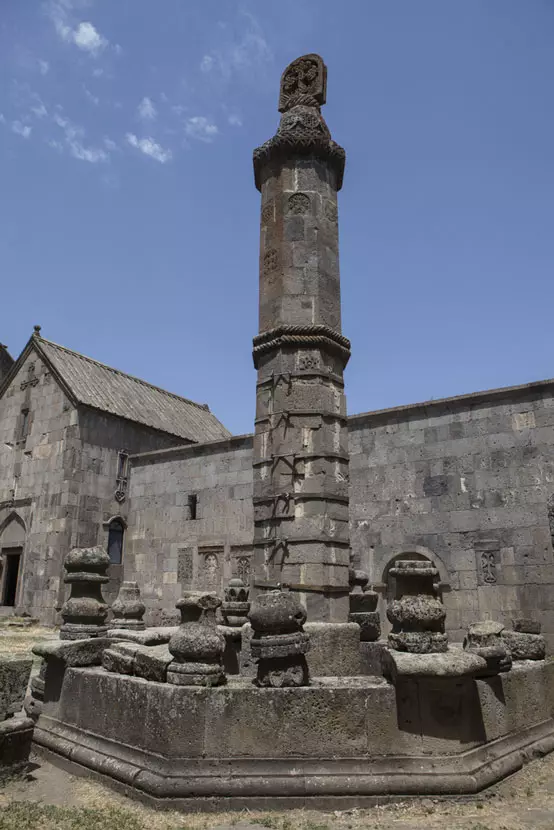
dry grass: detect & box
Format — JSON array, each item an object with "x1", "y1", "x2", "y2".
[{"x1": 0, "y1": 623, "x2": 58, "y2": 669}]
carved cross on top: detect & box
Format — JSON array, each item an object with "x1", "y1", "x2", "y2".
[{"x1": 278, "y1": 53, "x2": 327, "y2": 113}]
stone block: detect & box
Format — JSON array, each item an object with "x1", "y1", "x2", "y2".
[
  {"x1": 134, "y1": 644, "x2": 173, "y2": 682},
  {"x1": 0, "y1": 657, "x2": 32, "y2": 719},
  {"x1": 303, "y1": 622, "x2": 361, "y2": 676},
  {"x1": 0, "y1": 716, "x2": 34, "y2": 776},
  {"x1": 33, "y1": 637, "x2": 115, "y2": 667}
]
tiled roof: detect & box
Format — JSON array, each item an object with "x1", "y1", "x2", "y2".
[{"x1": 35, "y1": 336, "x2": 231, "y2": 443}]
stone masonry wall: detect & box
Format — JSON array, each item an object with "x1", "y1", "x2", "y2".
[
  {"x1": 126, "y1": 436, "x2": 253, "y2": 624},
  {"x1": 349, "y1": 382, "x2": 554, "y2": 649},
  {"x1": 0, "y1": 352, "x2": 73, "y2": 621}
]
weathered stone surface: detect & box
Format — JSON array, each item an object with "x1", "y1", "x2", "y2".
[
  {"x1": 0, "y1": 715, "x2": 34, "y2": 774},
  {"x1": 33, "y1": 637, "x2": 115, "y2": 667},
  {"x1": 464, "y1": 620, "x2": 512, "y2": 675},
  {"x1": 249, "y1": 590, "x2": 310, "y2": 687},
  {"x1": 387, "y1": 560, "x2": 447, "y2": 654},
  {"x1": 0, "y1": 657, "x2": 32, "y2": 719},
  {"x1": 102, "y1": 646, "x2": 135, "y2": 675},
  {"x1": 303, "y1": 622, "x2": 361, "y2": 676},
  {"x1": 382, "y1": 646, "x2": 487, "y2": 680},
  {"x1": 60, "y1": 545, "x2": 110, "y2": 640},
  {"x1": 105, "y1": 627, "x2": 178, "y2": 645},
  {"x1": 502, "y1": 630, "x2": 546, "y2": 661},
  {"x1": 220, "y1": 578, "x2": 250, "y2": 628},
  {"x1": 111, "y1": 581, "x2": 146, "y2": 631},
  {"x1": 513, "y1": 618, "x2": 541, "y2": 635},
  {"x1": 349, "y1": 569, "x2": 381, "y2": 642},
  {"x1": 168, "y1": 592, "x2": 226, "y2": 687},
  {"x1": 134, "y1": 644, "x2": 173, "y2": 683}
]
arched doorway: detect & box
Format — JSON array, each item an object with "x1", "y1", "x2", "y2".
[{"x1": 0, "y1": 513, "x2": 25, "y2": 607}]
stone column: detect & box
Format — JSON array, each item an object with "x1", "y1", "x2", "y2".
[{"x1": 252, "y1": 54, "x2": 350, "y2": 625}]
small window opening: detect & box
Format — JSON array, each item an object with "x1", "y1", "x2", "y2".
[
  {"x1": 188, "y1": 494, "x2": 198, "y2": 520},
  {"x1": 117, "y1": 451, "x2": 129, "y2": 480},
  {"x1": 19, "y1": 409, "x2": 30, "y2": 442},
  {"x1": 107, "y1": 518, "x2": 125, "y2": 565}
]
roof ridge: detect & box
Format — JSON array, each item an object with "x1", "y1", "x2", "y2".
[{"x1": 36, "y1": 336, "x2": 211, "y2": 412}]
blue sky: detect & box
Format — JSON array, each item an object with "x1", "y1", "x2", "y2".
[{"x1": 1, "y1": 1, "x2": 553, "y2": 435}]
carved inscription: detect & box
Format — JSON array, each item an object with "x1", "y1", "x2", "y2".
[{"x1": 237, "y1": 556, "x2": 251, "y2": 583}]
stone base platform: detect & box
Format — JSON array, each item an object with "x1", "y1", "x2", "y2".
[{"x1": 31, "y1": 660, "x2": 554, "y2": 809}]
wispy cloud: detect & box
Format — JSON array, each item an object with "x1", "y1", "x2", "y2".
[
  {"x1": 12, "y1": 121, "x2": 32, "y2": 139},
  {"x1": 38, "y1": 60, "x2": 50, "y2": 75},
  {"x1": 53, "y1": 113, "x2": 108, "y2": 162},
  {"x1": 228, "y1": 113, "x2": 242, "y2": 127},
  {"x1": 199, "y1": 11, "x2": 272, "y2": 82},
  {"x1": 184, "y1": 116, "x2": 218, "y2": 143},
  {"x1": 126, "y1": 133, "x2": 172, "y2": 163},
  {"x1": 137, "y1": 96, "x2": 156, "y2": 121},
  {"x1": 84, "y1": 86, "x2": 99, "y2": 105}
]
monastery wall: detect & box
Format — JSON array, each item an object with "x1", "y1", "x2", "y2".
[
  {"x1": 127, "y1": 381, "x2": 554, "y2": 646},
  {"x1": 126, "y1": 436, "x2": 253, "y2": 624}
]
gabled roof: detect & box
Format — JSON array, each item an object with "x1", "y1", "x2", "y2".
[
  {"x1": 0, "y1": 344, "x2": 14, "y2": 386},
  {"x1": 0, "y1": 332, "x2": 231, "y2": 444}
]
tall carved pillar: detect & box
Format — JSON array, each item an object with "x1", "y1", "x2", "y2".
[{"x1": 252, "y1": 55, "x2": 350, "y2": 624}]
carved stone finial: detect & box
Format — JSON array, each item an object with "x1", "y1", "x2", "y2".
[
  {"x1": 386, "y1": 560, "x2": 447, "y2": 654},
  {"x1": 248, "y1": 590, "x2": 310, "y2": 687},
  {"x1": 33, "y1": 325, "x2": 41, "y2": 335},
  {"x1": 221, "y1": 578, "x2": 250, "y2": 628},
  {"x1": 60, "y1": 546, "x2": 110, "y2": 640},
  {"x1": 111, "y1": 581, "x2": 146, "y2": 631},
  {"x1": 348, "y1": 569, "x2": 380, "y2": 642},
  {"x1": 167, "y1": 592, "x2": 226, "y2": 687},
  {"x1": 278, "y1": 53, "x2": 327, "y2": 113}
]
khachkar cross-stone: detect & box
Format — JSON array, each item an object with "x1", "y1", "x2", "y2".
[{"x1": 252, "y1": 54, "x2": 351, "y2": 624}]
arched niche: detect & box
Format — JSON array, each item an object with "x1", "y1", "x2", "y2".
[{"x1": 379, "y1": 546, "x2": 451, "y2": 595}]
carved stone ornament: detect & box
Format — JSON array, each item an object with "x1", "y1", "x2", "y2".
[
  {"x1": 248, "y1": 589, "x2": 310, "y2": 687},
  {"x1": 167, "y1": 592, "x2": 226, "y2": 687},
  {"x1": 348, "y1": 569, "x2": 381, "y2": 642},
  {"x1": 60, "y1": 546, "x2": 110, "y2": 640},
  {"x1": 386, "y1": 560, "x2": 448, "y2": 654},
  {"x1": 110, "y1": 581, "x2": 146, "y2": 631},
  {"x1": 220, "y1": 577, "x2": 250, "y2": 628},
  {"x1": 287, "y1": 192, "x2": 311, "y2": 215},
  {"x1": 278, "y1": 54, "x2": 327, "y2": 113},
  {"x1": 253, "y1": 54, "x2": 345, "y2": 192}
]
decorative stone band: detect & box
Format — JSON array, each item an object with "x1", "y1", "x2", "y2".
[
  {"x1": 252, "y1": 325, "x2": 351, "y2": 368},
  {"x1": 253, "y1": 133, "x2": 345, "y2": 192},
  {"x1": 254, "y1": 580, "x2": 349, "y2": 595}
]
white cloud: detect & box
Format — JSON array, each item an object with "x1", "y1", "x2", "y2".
[
  {"x1": 200, "y1": 55, "x2": 214, "y2": 73},
  {"x1": 31, "y1": 102, "x2": 48, "y2": 118},
  {"x1": 0, "y1": 114, "x2": 5, "y2": 123},
  {"x1": 103, "y1": 137, "x2": 117, "y2": 151},
  {"x1": 184, "y1": 116, "x2": 218, "y2": 143},
  {"x1": 137, "y1": 96, "x2": 156, "y2": 121},
  {"x1": 53, "y1": 113, "x2": 108, "y2": 163},
  {"x1": 126, "y1": 133, "x2": 172, "y2": 163},
  {"x1": 92, "y1": 68, "x2": 104, "y2": 78},
  {"x1": 39, "y1": 60, "x2": 50, "y2": 75},
  {"x1": 51, "y1": 2, "x2": 108, "y2": 57},
  {"x1": 228, "y1": 113, "x2": 242, "y2": 127},
  {"x1": 12, "y1": 121, "x2": 32, "y2": 139}
]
